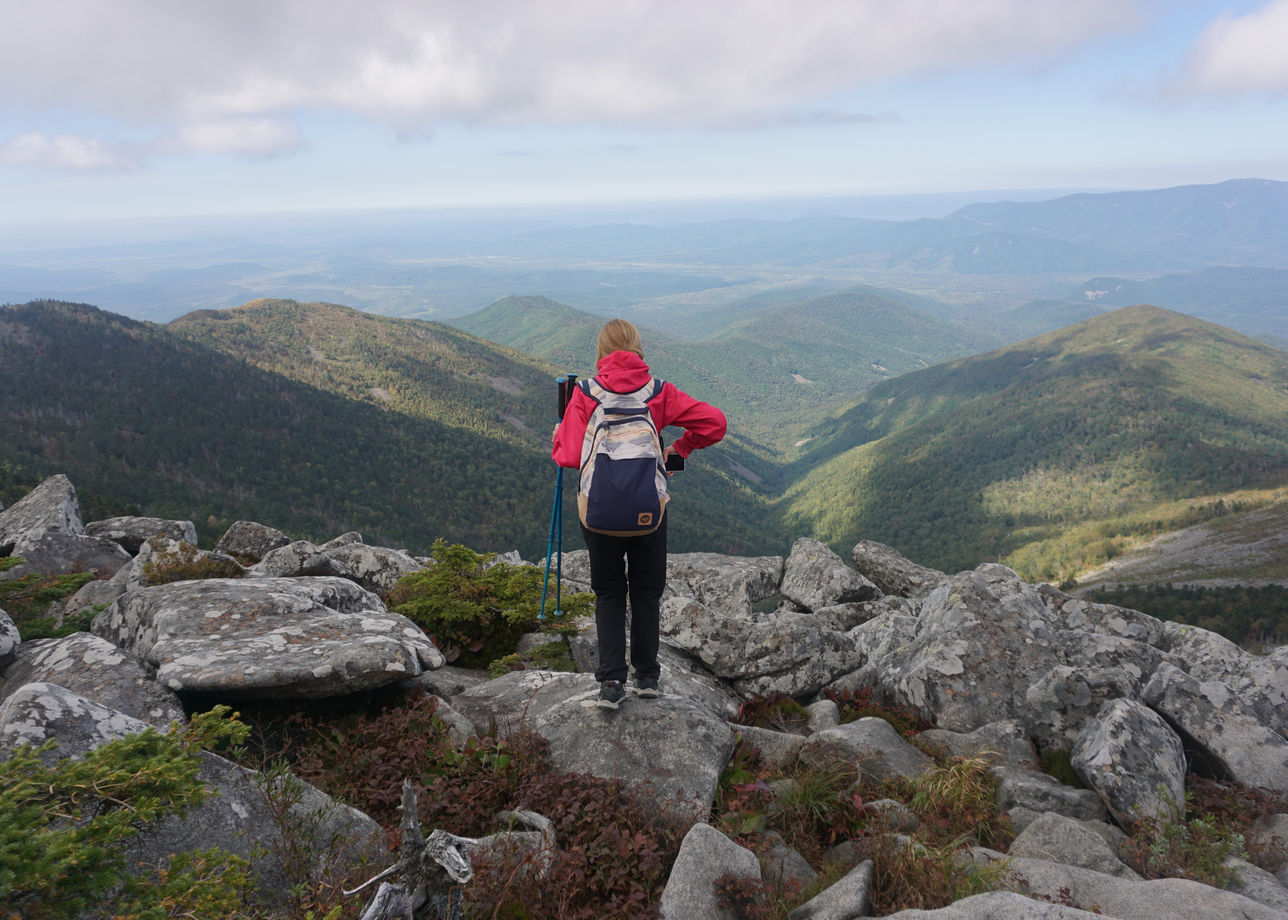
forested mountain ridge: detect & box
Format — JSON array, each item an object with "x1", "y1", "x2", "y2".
[
  {"x1": 0, "y1": 300, "x2": 777, "y2": 558},
  {"x1": 451, "y1": 287, "x2": 997, "y2": 451},
  {"x1": 778, "y1": 305, "x2": 1288, "y2": 580}
]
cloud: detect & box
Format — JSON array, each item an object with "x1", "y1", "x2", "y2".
[
  {"x1": 152, "y1": 118, "x2": 305, "y2": 157},
  {"x1": 2, "y1": 0, "x2": 1138, "y2": 139},
  {"x1": 1178, "y1": 0, "x2": 1288, "y2": 95},
  {"x1": 0, "y1": 132, "x2": 142, "y2": 171}
]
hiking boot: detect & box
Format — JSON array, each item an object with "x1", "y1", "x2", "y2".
[
  {"x1": 597, "y1": 680, "x2": 626, "y2": 710},
  {"x1": 636, "y1": 677, "x2": 660, "y2": 699}
]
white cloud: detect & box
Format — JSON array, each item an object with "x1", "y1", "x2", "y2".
[
  {"x1": 1179, "y1": 0, "x2": 1288, "y2": 95},
  {"x1": 153, "y1": 118, "x2": 305, "y2": 157},
  {"x1": 0, "y1": 132, "x2": 141, "y2": 171},
  {"x1": 2, "y1": 0, "x2": 1137, "y2": 136}
]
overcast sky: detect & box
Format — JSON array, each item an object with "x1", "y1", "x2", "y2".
[{"x1": 3, "y1": 0, "x2": 1287, "y2": 226}]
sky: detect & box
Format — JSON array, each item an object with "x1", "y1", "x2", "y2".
[{"x1": 2, "y1": 0, "x2": 1288, "y2": 228}]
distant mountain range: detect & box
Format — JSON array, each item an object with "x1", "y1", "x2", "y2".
[
  {"x1": 450, "y1": 288, "x2": 998, "y2": 450},
  {"x1": 5, "y1": 295, "x2": 1288, "y2": 585},
  {"x1": 776, "y1": 305, "x2": 1288, "y2": 578},
  {"x1": 5, "y1": 180, "x2": 1286, "y2": 341}
]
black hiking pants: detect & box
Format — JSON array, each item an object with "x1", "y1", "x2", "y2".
[{"x1": 581, "y1": 512, "x2": 667, "y2": 685}]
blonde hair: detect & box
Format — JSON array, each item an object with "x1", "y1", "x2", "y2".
[{"x1": 596, "y1": 318, "x2": 644, "y2": 361}]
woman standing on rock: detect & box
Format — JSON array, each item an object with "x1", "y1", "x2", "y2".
[{"x1": 552, "y1": 319, "x2": 726, "y2": 709}]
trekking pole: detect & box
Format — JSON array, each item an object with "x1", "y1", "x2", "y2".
[{"x1": 540, "y1": 374, "x2": 577, "y2": 620}]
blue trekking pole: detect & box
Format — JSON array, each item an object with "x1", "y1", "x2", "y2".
[{"x1": 541, "y1": 374, "x2": 577, "y2": 620}]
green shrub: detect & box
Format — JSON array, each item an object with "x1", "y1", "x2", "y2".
[
  {"x1": 384, "y1": 540, "x2": 592, "y2": 668},
  {"x1": 0, "y1": 706, "x2": 254, "y2": 919},
  {"x1": 0, "y1": 564, "x2": 96, "y2": 640},
  {"x1": 142, "y1": 537, "x2": 243, "y2": 584}
]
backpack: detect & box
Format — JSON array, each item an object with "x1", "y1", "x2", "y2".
[{"x1": 576, "y1": 377, "x2": 668, "y2": 536}]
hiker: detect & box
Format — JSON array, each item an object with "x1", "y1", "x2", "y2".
[{"x1": 552, "y1": 318, "x2": 726, "y2": 709}]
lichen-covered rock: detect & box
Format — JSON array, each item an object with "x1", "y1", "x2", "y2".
[
  {"x1": 2, "y1": 531, "x2": 131, "y2": 580},
  {"x1": 0, "y1": 632, "x2": 185, "y2": 729},
  {"x1": 780, "y1": 537, "x2": 879, "y2": 612},
  {"x1": 761, "y1": 830, "x2": 818, "y2": 892},
  {"x1": 918, "y1": 720, "x2": 1037, "y2": 769},
  {"x1": 665, "y1": 552, "x2": 785, "y2": 613},
  {"x1": 249, "y1": 540, "x2": 350, "y2": 579},
  {"x1": 798, "y1": 717, "x2": 934, "y2": 783},
  {"x1": 828, "y1": 612, "x2": 920, "y2": 693},
  {"x1": 1222, "y1": 857, "x2": 1288, "y2": 912},
  {"x1": 1142, "y1": 662, "x2": 1288, "y2": 795},
  {"x1": 992, "y1": 766, "x2": 1108, "y2": 823},
  {"x1": 0, "y1": 681, "x2": 151, "y2": 761},
  {"x1": 659, "y1": 823, "x2": 760, "y2": 920},
  {"x1": 318, "y1": 541, "x2": 425, "y2": 594},
  {"x1": 660, "y1": 597, "x2": 859, "y2": 698},
  {"x1": 0, "y1": 607, "x2": 18, "y2": 670},
  {"x1": 813, "y1": 595, "x2": 913, "y2": 632},
  {"x1": 881, "y1": 565, "x2": 1061, "y2": 731},
  {"x1": 1071, "y1": 698, "x2": 1185, "y2": 828},
  {"x1": 1024, "y1": 664, "x2": 1142, "y2": 751},
  {"x1": 85, "y1": 516, "x2": 198, "y2": 554},
  {"x1": 1038, "y1": 586, "x2": 1166, "y2": 646},
  {"x1": 92, "y1": 576, "x2": 444, "y2": 699},
  {"x1": 850, "y1": 540, "x2": 946, "y2": 600},
  {"x1": 0, "y1": 474, "x2": 83, "y2": 551},
  {"x1": 1160, "y1": 621, "x2": 1288, "y2": 738},
  {"x1": 214, "y1": 520, "x2": 292, "y2": 562},
  {"x1": 1008, "y1": 811, "x2": 1140, "y2": 879}
]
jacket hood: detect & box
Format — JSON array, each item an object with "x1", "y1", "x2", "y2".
[{"x1": 594, "y1": 350, "x2": 653, "y2": 391}]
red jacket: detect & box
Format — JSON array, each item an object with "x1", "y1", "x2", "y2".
[{"x1": 552, "y1": 351, "x2": 727, "y2": 469}]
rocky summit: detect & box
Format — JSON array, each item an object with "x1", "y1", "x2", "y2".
[{"x1": 3, "y1": 474, "x2": 1288, "y2": 918}]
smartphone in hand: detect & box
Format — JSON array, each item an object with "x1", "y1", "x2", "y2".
[{"x1": 665, "y1": 452, "x2": 685, "y2": 472}]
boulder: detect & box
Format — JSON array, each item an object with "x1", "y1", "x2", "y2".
[
  {"x1": 760, "y1": 830, "x2": 818, "y2": 892},
  {"x1": 85, "y1": 516, "x2": 198, "y2": 554},
  {"x1": 660, "y1": 597, "x2": 859, "y2": 698},
  {"x1": 531, "y1": 674, "x2": 737, "y2": 823},
  {"x1": 1008, "y1": 811, "x2": 1140, "y2": 879},
  {"x1": 1, "y1": 607, "x2": 18, "y2": 670},
  {"x1": 1142, "y1": 662, "x2": 1288, "y2": 795},
  {"x1": 992, "y1": 767, "x2": 1108, "y2": 823},
  {"x1": 92, "y1": 576, "x2": 445, "y2": 699},
  {"x1": 828, "y1": 613, "x2": 920, "y2": 693},
  {"x1": 1161, "y1": 621, "x2": 1288, "y2": 738},
  {"x1": 1024, "y1": 664, "x2": 1142, "y2": 752},
  {"x1": 1222, "y1": 857, "x2": 1288, "y2": 913},
  {"x1": 664, "y1": 552, "x2": 785, "y2": 613},
  {"x1": 249, "y1": 539, "x2": 351, "y2": 579},
  {"x1": 729, "y1": 723, "x2": 807, "y2": 771},
  {"x1": 806, "y1": 699, "x2": 840, "y2": 733},
  {"x1": 978, "y1": 849, "x2": 1288, "y2": 920},
  {"x1": 317, "y1": 541, "x2": 425, "y2": 594},
  {"x1": 0, "y1": 474, "x2": 83, "y2": 551},
  {"x1": 214, "y1": 520, "x2": 292, "y2": 562},
  {"x1": 1071, "y1": 699, "x2": 1185, "y2": 828},
  {"x1": 0, "y1": 632, "x2": 185, "y2": 729},
  {"x1": 784, "y1": 859, "x2": 873, "y2": 920},
  {"x1": 814, "y1": 595, "x2": 914, "y2": 632},
  {"x1": 659, "y1": 823, "x2": 760, "y2": 920},
  {"x1": 849, "y1": 540, "x2": 945, "y2": 599},
  {"x1": 2, "y1": 531, "x2": 131, "y2": 580},
  {"x1": 779, "y1": 537, "x2": 879, "y2": 612},
  {"x1": 1038, "y1": 587, "x2": 1165, "y2": 646},
  {"x1": 881, "y1": 565, "x2": 1061, "y2": 731},
  {"x1": 798, "y1": 717, "x2": 934, "y2": 783},
  {"x1": 918, "y1": 720, "x2": 1037, "y2": 770},
  {"x1": 0, "y1": 681, "x2": 145, "y2": 759}
]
